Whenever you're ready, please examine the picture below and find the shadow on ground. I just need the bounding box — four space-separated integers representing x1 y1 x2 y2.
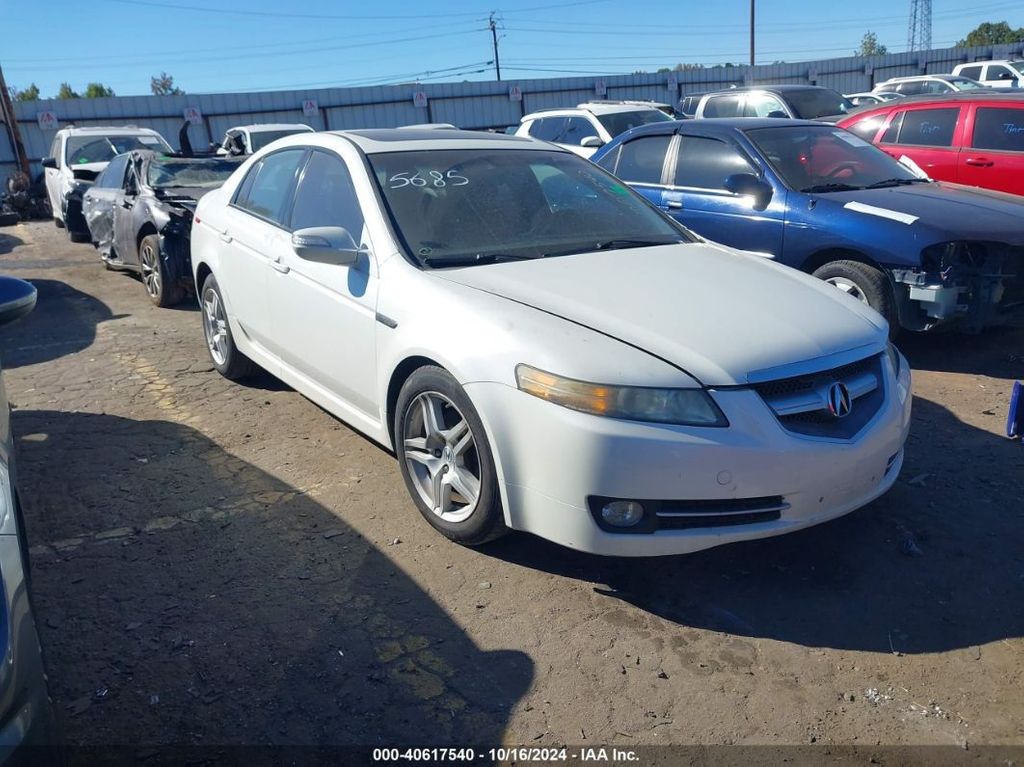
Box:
898 319 1024 378
0 231 25 256
0 279 124 368
15 410 532 746
485 393 1024 655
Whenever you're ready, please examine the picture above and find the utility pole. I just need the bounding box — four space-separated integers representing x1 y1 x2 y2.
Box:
0 62 30 175
749 0 756 67
489 12 502 81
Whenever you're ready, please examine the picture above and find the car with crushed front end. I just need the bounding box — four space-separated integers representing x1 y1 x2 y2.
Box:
190 128 911 557
41 126 173 243
82 150 240 306
593 118 1024 334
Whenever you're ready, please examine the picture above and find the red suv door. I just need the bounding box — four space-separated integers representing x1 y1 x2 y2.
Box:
957 103 1024 196
875 105 965 183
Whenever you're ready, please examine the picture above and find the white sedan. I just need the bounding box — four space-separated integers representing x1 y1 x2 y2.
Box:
190 128 912 557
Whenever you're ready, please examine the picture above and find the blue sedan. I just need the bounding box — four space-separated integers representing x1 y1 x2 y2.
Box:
592 118 1024 334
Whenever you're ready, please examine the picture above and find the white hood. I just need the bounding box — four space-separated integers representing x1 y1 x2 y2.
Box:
437 243 887 386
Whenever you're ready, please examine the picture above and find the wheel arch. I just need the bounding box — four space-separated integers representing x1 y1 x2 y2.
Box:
384 355 445 450
800 247 883 275
194 261 213 296
136 222 159 253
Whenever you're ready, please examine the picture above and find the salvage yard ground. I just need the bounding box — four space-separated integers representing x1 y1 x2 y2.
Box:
0 220 1022 748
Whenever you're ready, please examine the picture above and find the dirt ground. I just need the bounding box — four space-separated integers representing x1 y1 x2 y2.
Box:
0 220 1022 752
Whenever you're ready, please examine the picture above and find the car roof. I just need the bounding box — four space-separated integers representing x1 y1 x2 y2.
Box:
602 117 828 143
59 126 164 135
231 123 315 133
704 84 838 95
523 102 665 119
877 74 962 83
842 91 1024 115
327 127 558 154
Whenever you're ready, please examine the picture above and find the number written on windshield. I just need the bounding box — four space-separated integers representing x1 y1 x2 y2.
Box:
389 170 469 189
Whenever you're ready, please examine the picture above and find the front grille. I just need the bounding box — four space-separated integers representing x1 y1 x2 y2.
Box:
753 354 885 439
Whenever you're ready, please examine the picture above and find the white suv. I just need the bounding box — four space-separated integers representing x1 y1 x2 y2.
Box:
515 102 672 158
216 123 314 156
871 74 988 96
41 126 172 241
952 60 1024 89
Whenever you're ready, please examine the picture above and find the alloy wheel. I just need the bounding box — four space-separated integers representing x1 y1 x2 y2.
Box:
202 287 229 366
402 391 481 523
825 276 869 304
140 241 161 299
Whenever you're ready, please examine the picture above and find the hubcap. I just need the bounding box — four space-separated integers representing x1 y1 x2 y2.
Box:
825 276 869 305
140 243 161 298
202 287 229 366
402 392 481 523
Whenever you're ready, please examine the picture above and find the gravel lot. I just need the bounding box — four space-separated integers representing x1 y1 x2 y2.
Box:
0 220 1022 750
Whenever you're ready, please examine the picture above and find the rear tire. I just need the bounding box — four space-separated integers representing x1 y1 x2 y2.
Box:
199 273 259 380
394 366 507 546
813 259 898 337
139 234 183 307
54 217 65 229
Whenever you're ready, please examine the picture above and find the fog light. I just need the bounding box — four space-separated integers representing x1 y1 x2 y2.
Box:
601 500 645 528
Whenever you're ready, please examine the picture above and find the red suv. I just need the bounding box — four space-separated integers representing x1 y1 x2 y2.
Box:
837 93 1024 196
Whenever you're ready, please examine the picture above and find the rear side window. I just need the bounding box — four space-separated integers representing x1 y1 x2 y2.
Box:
880 112 904 143
895 81 925 96
971 108 1024 152
674 136 755 189
702 95 743 118
846 114 889 141
958 65 983 81
893 108 959 147
614 135 671 184
527 118 565 142
233 148 306 225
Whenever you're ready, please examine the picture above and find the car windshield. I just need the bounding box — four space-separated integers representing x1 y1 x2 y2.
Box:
65 134 171 164
745 125 922 192
249 129 310 151
146 158 238 189
368 148 691 266
595 109 673 138
784 89 855 119
948 77 986 90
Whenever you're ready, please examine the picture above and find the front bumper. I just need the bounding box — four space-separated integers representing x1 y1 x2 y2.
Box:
61 189 89 236
466 360 911 557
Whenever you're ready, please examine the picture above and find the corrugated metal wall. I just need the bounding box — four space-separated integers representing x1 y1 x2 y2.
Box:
4 41 1023 180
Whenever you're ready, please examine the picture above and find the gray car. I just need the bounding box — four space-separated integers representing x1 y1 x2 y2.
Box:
0 277 56 760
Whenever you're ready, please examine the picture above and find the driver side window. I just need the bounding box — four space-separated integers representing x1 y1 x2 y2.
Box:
233 149 307 226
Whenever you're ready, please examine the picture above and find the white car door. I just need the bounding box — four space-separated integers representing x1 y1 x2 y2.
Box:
218 147 308 359
272 147 380 419
43 134 63 220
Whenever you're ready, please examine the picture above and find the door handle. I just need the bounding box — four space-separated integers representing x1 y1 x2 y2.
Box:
964 157 994 167
665 200 683 209
219 232 233 243
120 200 133 209
271 261 290 274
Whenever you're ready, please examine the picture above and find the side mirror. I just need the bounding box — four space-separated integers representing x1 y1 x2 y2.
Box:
41 157 58 169
0 277 37 328
724 173 773 210
999 72 1014 80
580 136 604 148
291 226 361 265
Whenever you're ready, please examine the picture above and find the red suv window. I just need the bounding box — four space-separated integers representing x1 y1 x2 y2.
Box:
971 107 1024 152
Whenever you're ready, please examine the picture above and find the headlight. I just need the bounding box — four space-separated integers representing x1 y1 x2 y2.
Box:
515 364 727 426
886 342 902 376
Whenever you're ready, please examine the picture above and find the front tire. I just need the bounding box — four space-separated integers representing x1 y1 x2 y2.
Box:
200 273 258 380
139 234 183 307
395 367 507 546
813 259 898 337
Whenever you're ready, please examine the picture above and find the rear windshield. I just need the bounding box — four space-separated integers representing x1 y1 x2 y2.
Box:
147 158 239 189
594 109 672 138
65 134 171 165
785 89 855 119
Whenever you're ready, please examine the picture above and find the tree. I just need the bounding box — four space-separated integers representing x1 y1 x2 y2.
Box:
855 31 887 56
83 82 115 98
957 21 1024 47
150 72 184 96
8 83 40 101
56 82 79 99
656 63 704 73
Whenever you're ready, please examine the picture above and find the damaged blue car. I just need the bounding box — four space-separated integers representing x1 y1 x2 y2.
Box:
593 118 1024 334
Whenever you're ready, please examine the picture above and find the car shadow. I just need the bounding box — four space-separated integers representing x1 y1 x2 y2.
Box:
14 410 532 746
898 320 1024 377
0 279 125 368
0 231 25 256
483 394 1023 655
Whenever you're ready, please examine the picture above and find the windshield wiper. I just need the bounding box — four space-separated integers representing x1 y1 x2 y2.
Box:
421 253 541 268
593 238 681 251
800 182 862 193
864 178 929 189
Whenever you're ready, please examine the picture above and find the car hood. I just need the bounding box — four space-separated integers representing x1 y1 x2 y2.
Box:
822 182 1024 243
436 243 887 386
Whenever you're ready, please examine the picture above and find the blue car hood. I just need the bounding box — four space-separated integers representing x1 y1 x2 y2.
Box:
822 182 1024 244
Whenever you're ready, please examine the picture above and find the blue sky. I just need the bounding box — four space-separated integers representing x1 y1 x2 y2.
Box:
2 0 1022 97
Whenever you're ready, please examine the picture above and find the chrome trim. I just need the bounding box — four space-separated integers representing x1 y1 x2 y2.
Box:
745 342 884 384
656 502 790 518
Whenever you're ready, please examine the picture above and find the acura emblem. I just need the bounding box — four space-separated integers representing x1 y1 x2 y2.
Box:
827 382 852 419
